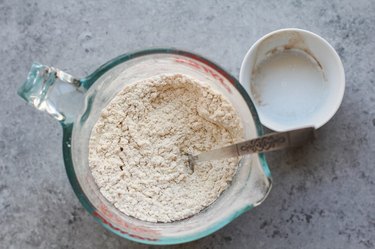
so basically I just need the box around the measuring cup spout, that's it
[18,63,85,124]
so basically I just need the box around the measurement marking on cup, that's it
[175,58,232,93]
[93,204,160,241]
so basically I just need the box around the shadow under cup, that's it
[67,50,272,245]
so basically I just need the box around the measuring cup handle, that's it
[18,63,85,124]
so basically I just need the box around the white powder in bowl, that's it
[89,74,243,222]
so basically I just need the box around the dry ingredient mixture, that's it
[89,74,243,222]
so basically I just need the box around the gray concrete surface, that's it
[1,0,374,248]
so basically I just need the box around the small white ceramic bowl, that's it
[239,28,345,131]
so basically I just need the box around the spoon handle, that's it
[193,127,315,163]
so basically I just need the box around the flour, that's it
[89,74,243,222]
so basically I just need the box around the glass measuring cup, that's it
[18,49,272,245]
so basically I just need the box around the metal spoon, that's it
[186,127,315,172]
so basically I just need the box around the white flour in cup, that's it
[89,74,243,222]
